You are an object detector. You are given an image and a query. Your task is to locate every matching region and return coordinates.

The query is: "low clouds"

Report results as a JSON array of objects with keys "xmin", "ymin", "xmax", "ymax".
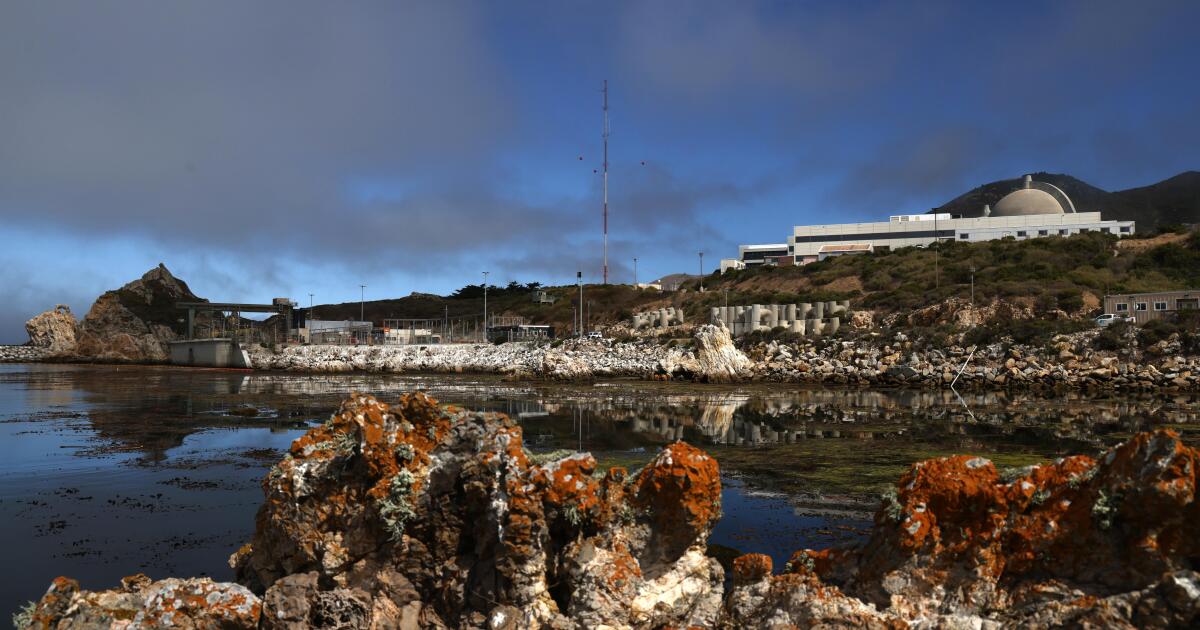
[{"xmin": 0, "ymin": 1, "xmax": 513, "ymax": 252}]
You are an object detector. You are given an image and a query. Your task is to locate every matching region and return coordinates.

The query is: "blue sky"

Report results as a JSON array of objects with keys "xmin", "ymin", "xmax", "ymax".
[{"xmin": 2, "ymin": 0, "xmax": 1199, "ymax": 342}]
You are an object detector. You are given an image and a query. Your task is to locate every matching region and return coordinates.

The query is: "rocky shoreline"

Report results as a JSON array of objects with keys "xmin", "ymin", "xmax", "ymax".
[
  {"xmin": 21, "ymin": 392, "xmax": 1200, "ymax": 628},
  {"xmin": 11, "ymin": 263, "xmax": 1198, "ymax": 390},
  {"xmin": 6, "ymin": 321, "xmax": 1200, "ymax": 391},
  {"xmin": 252, "ymin": 323, "xmax": 1200, "ymax": 391}
]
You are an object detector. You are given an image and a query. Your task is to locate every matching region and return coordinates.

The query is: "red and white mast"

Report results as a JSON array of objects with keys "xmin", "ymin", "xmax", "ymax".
[{"xmin": 602, "ymin": 79, "xmax": 609, "ymax": 285}]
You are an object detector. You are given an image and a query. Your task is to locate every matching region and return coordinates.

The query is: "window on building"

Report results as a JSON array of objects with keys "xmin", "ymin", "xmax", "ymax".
[
  {"xmin": 1059, "ymin": 229, "xmax": 1069, "ymax": 235},
  {"xmin": 1154, "ymin": 302, "xmax": 1168, "ymax": 311},
  {"xmin": 1120, "ymin": 226, "xmax": 1131, "ymax": 233},
  {"xmin": 1101, "ymin": 227, "xmax": 1111, "ymax": 233},
  {"xmin": 1016, "ymin": 230, "xmax": 1027, "ymax": 237},
  {"xmin": 1135, "ymin": 302, "xmax": 1147, "ymax": 311},
  {"xmin": 959, "ymin": 233, "xmax": 969, "ymax": 240},
  {"xmin": 1038, "ymin": 230, "xmax": 1048, "ymax": 236},
  {"xmin": 1115, "ymin": 303, "xmax": 1129, "ymax": 312}
]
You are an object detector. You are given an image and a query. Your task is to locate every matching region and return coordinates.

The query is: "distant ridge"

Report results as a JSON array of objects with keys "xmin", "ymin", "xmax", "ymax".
[{"xmin": 931, "ymin": 171, "xmax": 1200, "ymax": 229}]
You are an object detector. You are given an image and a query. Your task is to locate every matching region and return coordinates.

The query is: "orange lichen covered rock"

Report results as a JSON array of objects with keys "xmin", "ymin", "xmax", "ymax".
[
  {"xmin": 732, "ymin": 553, "xmax": 773, "ymax": 585},
  {"xmin": 633, "ymin": 441, "xmax": 722, "ymax": 556},
  {"xmin": 26, "ymin": 576, "xmax": 261, "ymax": 629},
  {"xmin": 29, "ymin": 392, "xmax": 729, "ymax": 629},
  {"xmin": 725, "ymin": 429, "xmax": 1200, "ymax": 628}
]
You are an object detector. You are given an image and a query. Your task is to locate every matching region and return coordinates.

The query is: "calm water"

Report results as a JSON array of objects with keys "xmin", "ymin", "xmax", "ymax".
[{"xmin": 2, "ymin": 363, "xmax": 1198, "ymax": 617}]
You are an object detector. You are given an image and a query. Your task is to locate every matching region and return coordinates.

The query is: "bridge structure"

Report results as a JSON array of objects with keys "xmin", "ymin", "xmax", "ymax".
[{"xmin": 176, "ymin": 299, "xmax": 295, "ymax": 343}]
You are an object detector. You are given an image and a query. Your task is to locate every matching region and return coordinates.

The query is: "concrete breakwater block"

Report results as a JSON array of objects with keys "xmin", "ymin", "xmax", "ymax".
[{"xmin": 709, "ymin": 301, "xmax": 851, "ymax": 337}]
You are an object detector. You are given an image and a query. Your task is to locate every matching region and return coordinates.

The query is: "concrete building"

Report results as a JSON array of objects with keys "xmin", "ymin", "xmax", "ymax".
[
  {"xmin": 729, "ymin": 175, "xmax": 1135, "ymax": 268},
  {"xmin": 168, "ymin": 338, "xmax": 251, "ymax": 368},
  {"xmin": 1103, "ymin": 290, "xmax": 1200, "ymax": 324},
  {"xmin": 721, "ymin": 243, "xmax": 790, "ymax": 272}
]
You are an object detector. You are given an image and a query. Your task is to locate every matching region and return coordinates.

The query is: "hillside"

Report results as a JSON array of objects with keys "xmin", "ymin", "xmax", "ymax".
[
  {"xmin": 932, "ymin": 171, "xmax": 1200, "ymax": 229},
  {"xmin": 699, "ymin": 230, "xmax": 1200, "ymax": 324},
  {"xmin": 312, "ymin": 230, "xmax": 1200, "ymax": 336}
]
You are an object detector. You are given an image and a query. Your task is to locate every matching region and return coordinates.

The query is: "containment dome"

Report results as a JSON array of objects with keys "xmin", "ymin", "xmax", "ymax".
[{"xmin": 992, "ymin": 188, "xmax": 1065, "ymax": 217}]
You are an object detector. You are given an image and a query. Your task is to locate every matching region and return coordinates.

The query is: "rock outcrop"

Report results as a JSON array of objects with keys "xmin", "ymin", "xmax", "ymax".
[
  {"xmin": 24, "ymin": 305, "xmax": 77, "ymax": 354},
  {"xmin": 72, "ymin": 264, "xmax": 203, "ymax": 363},
  {"xmin": 726, "ymin": 429, "xmax": 1200, "ymax": 628},
  {"xmin": 25, "ymin": 392, "xmax": 724, "ymax": 629},
  {"xmin": 24, "ymin": 396, "xmax": 1200, "ymax": 628},
  {"xmin": 24, "ymin": 575, "xmax": 260, "ymax": 629},
  {"xmin": 690, "ymin": 324, "xmax": 752, "ymax": 382}
]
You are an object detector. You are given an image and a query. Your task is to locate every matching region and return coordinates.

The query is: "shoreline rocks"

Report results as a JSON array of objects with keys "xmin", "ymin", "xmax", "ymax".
[
  {"xmin": 243, "ymin": 324, "xmax": 1200, "ymax": 391},
  {"xmin": 24, "ymin": 305, "xmax": 77, "ymax": 355},
  {"xmin": 25, "ymin": 393, "xmax": 1200, "ymax": 628}
]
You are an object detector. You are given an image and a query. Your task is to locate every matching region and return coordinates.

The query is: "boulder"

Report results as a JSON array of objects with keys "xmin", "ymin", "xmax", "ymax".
[
  {"xmin": 692, "ymin": 325, "xmax": 752, "ymax": 382},
  {"xmin": 232, "ymin": 392, "xmax": 724, "ymax": 628},
  {"xmin": 24, "ymin": 575, "xmax": 261, "ymax": 629},
  {"xmin": 24, "ymin": 305, "xmax": 77, "ymax": 354},
  {"xmin": 848, "ymin": 310, "xmax": 874, "ymax": 330}
]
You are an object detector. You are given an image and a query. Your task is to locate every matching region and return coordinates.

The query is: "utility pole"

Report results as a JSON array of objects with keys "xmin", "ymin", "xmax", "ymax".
[
  {"xmin": 577, "ymin": 271, "xmax": 584, "ymax": 337},
  {"xmin": 359, "ymin": 285, "xmax": 366, "ymax": 345},
  {"xmin": 308, "ymin": 293, "xmax": 314, "ymax": 343},
  {"xmin": 633, "ymin": 257, "xmax": 638, "ymax": 288},
  {"xmin": 482, "ymin": 271, "xmax": 489, "ymax": 343},
  {"xmin": 602, "ymin": 80, "xmax": 609, "ymax": 285},
  {"xmin": 698, "ymin": 251, "xmax": 704, "ymax": 292}
]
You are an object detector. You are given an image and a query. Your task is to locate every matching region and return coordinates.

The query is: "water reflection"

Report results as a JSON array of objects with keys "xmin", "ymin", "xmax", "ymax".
[
  {"xmin": 4, "ymin": 365, "xmax": 1198, "ymax": 463},
  {"xmin": 2, "ymin": 363, "xmax": 1199, "ymax": 618}
]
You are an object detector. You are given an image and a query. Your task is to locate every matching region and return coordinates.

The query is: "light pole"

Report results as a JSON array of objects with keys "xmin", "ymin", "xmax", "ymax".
[
  {"xmin": 698, "ymin": 251, "xmax": 704, "ymax": 292},
  {"xmin": 577, "ymin": 271, "xmax": 584, "ymax": 337},
  {"xmin": 482, "ymin": 271, "xmax": 489, "ymax": 342},
  {"xmin": 359, "ymin": 284, "xmax": 366, "ymax": 345}
]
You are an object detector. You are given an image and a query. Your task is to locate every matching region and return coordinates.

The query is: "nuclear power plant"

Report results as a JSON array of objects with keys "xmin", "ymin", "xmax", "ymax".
[{"xmin": 722, "ymin": 175, "xmax": 1136, "ymax": 271}]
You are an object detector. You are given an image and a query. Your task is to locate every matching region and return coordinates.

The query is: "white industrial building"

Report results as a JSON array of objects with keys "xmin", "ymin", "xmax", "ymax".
[{"xmin": 722, "ymin": 175, "xmax": 1135, "ymax": 270}]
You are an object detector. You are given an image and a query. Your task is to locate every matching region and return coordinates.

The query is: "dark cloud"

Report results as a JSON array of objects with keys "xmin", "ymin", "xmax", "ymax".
[
  {"xmin": 1, "ymin": 1, "xmax": 1199, "ymax": 343},
  {"xmin": 829, "ymin": 127, "xmax": 1003, "ymax": 215},
  {"xmin": 0, "ymin": 1, "xmax": 512, "ymax": 250}
]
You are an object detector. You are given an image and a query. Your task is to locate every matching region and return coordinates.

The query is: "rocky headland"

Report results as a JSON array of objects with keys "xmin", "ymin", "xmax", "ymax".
[
  {"xmin": 21, "ymin": 392, "xmax": 1199, "ymax": 628},
  {"xmin": 11, "ymin": 264, "xmax": 202, "ymax": 365}
]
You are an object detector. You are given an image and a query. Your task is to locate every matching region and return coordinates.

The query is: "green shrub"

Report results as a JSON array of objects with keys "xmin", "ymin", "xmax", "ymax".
[
  {"xmin": 1140, "ymin": 318, "xmax": 1179, "ymax": 345},
  {"xmin": 1056, "ymin": 290, "xmax": 1084, "ymax": 313},
  {"xmin": 1094, "ymin": 322, "xmax": 1130, "ymax": 351}
]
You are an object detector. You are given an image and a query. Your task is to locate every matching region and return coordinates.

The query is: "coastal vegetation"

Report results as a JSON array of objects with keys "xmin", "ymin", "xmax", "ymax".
[{"xmin": 318, "ymin": 227, "xmax": 1200, "ymax": 339}]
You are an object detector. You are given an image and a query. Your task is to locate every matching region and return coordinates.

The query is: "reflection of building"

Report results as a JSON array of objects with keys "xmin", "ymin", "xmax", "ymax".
[
  {"xmin": 727, "ymin": 175, "xmax": 1136, "ymax": 268},
  {"xmin": 1104, "ymin": 290, "xmax": 1200, "ymax": 324}
]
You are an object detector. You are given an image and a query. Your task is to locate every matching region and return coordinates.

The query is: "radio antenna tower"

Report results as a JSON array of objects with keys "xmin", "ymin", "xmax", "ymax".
[{"xmin": 602, "ymin": 79, "xmax": 609, "ymax": 285}]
